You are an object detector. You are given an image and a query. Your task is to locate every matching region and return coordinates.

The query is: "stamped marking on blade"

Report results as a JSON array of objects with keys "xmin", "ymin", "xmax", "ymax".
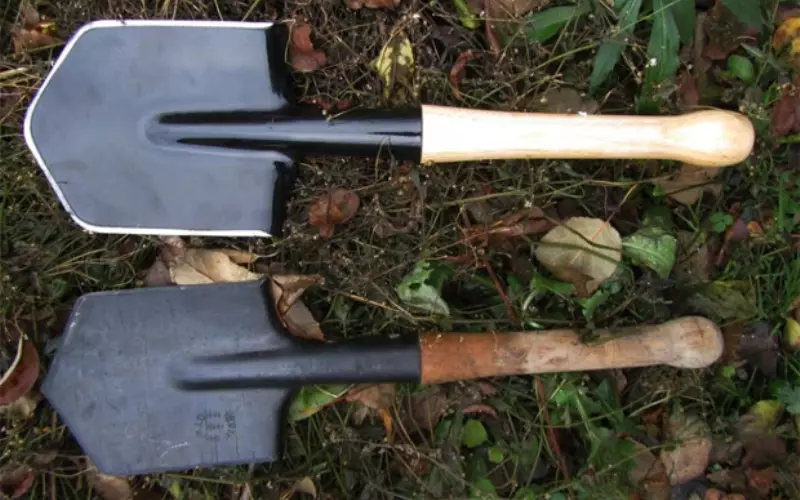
[{"xmin": 195, "ymin": 409, "xmax": 237, "ymax": 442}]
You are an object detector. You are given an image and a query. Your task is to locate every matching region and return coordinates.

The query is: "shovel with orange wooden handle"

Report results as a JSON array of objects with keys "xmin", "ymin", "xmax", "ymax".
[{"xmin": 42, "ymin": 280, "xmax": 724, "ymax": 476}]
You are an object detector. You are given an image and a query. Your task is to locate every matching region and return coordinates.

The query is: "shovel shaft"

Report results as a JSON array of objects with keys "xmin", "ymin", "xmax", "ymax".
[
  {"xmin": 418, "ymin": 316, "xmax": 723, "ymax": 384},
  {"xmin": 419, "ymin": 105, "xmax": 754, "ymax": 167}
]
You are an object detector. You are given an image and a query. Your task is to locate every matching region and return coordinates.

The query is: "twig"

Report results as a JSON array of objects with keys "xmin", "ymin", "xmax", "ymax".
[
  {"xmin": 484, "ymin": 260, "xmax": 518, "ymax": 327},
  {"xmin": 535, "ymin": 376, "xmax": 571, "ymax": 485}
]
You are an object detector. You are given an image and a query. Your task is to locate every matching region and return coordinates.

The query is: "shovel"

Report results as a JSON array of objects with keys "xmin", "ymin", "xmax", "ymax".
[
  {"xmin": 24, "ymin": 20, "xmax": 755, "ymax": 238},
  {"xmin": 42, "ymin": 279, "xmax": 724, "ymax": 476}
]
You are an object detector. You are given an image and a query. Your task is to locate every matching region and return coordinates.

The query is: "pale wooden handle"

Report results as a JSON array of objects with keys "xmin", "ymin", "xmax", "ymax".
[
  {"xmin": 420, "ymin": 105, "xmax": 754, "ymax": 168},
  {"xmin": 419, "ymin": 316, "xmax": 723, "ymax": 384}
]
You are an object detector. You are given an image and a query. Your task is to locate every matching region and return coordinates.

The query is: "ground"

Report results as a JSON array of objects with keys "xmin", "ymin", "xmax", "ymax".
[{"xmin": 2, "ymin": 0, "xmax": 800, "ymax": 499}]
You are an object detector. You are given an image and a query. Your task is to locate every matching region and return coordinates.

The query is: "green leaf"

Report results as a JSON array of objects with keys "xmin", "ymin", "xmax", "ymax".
[
  {"xmin": 453, "ymin": 0, "xmax": 479, "ymax": 29},
  {"xmin": 669, "ymin": 0, "xmax": 695, "ymax": 43},
  {"xmin": 525, "ymin": 4, "xmax": 590, "ymax": 44},
  {"xmin": 462, "ymin": 419, "xmax": 489, "ymax": 448},
  {"xmin": 588, "ymin": 0, "xmax": 643, "ymax": 94},
  {"xmin": 529, "ymin": 271, "xmax": 575, "ymax": 297},
  {"xmin": 288, "ymin": 384, "xmax": 349, "ymax": 421},
  {"xmin": 727, "ymin": 54, "xmax": 755, "ymax": 83},
  {"xmin": 469, "ymin": 477, "xmax": 497, "ymax": 498},
  {"xmin": 395, "ymin": 260, "xmax": 453, "ymax": 316},
  {"xmin": 487, "ymin": 445, "xmax": 505, "ymax": 464},
  {"xmin": 645, "ymin": 0, "xmax": 681, "ymax": 85},
  {"xmin": 688, "ymin": 281, "xmax": 758, "ymax": 323},
  {"xmin": 720, "ymin": 0, "xmax": 762, "ymax": 29},
  {"xmin": 577, "ymin": 289, "xmax": 610, "ymax": 320},
  {"xmin": 774, "ymin": 383, "xmax": 800, "ymax": 414},
  {"xmin": 512, "ymin": 488, "xmax": 537, "ymax": 500},
  {"xmin": 622, "ymin": 226, "xmax": 677, "ymax": 278}
]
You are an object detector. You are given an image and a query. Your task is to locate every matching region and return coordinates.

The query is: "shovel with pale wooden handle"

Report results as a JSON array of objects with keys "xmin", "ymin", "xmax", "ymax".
[
  {"xmin": 42, "ymin": 280, "xmax": 724, "ymax": 476},
  {"xmin": 24, "ymin": 20, "xmax": 754, "ymax": 238}
]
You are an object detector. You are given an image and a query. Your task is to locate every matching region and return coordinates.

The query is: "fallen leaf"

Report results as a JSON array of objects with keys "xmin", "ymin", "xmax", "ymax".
[
  {"xmin": 687, "ymin": 281, "xmax": 758, "ymax": 324},
  {"xmin": 309, "ymin": 188, "xmax": 360, "ymax": 238},
  {"xmin": 786, "ymin": 317, "xmax": 800, "ymax": 352},
  {"xmin": 0, "ymin": 338, "xmax": 40, "ymax": 406},
  {"xmin": 467, "ymin": 205, "xmax": 554, "ymax": 248},
  {"xmin": 0, "ymin": 464, "xmax": 34, "ymax": 499},
  {"xmin": 402, "ymin": 386, "xmax": 449, "ymax": 431},
  {"xmin": 348, "ymin": 0, "xmax": 401, "ymax": 8},
  {"xmin": 675, "ymin": 231, "xmax": 711, "ymax": 281},
  {"xmin": 169, "ymin": 248, "xmax": 263, "ymax": 285},
  {"xmin": 659, "ymin": 409, "xmax": 712, "ymax": 485},
  {"xmin": 622, "ymin": 226, "xmax": 677, "ymax": 279},
  {"xmin": 736, "ymin": 321, "xmax": 780, "ymax": 377},
  {"xmin": 11, "ymin": 3, "xmax": 57, "ymax": 54},
  {"xmin": 745, "ymin": 467, "xmax": 775, "ymax": 496},
  {"xmin": 715, "ymin": 217, "xmax": 750, "ymax": 267},
  {"xmin": 737, "ymin": 400, "xmax": 788, "ymax": 468},
  {"xmin": 534, "ymin": 217, "xmax": 622, "ymax": 296},
  {"xmin": 703, "ymin": 1, "xmax": 759, "ymax": 61},
  {"xmin": 709, "ymin": 438, "xmax": 743, "ymax": 465},
  {"xmin": 449, "ymin": 49, "xmax": 480, "ymax": 100},
  {"xmin": 288, "ymin": 384, "xmax": 349, "ymax": 421},
  {"xmin": 770, "ymin": 87, "xmax": 799, "ymax": 138},
  {"xmin": 0, "ymin": 391, "xmax": 41, "ymax": 420},
  {"xmin": 289, "ymin": 21, "xmax": 326, "ymax": 72},
  {"xmin": 462, "ymin": 403, "xmax": 498, "ymax": 419},
  {"xmin": 280, "ymin": 476, "xmax": 317, "ymax": 500},
  {"xmin": 773, "ymin": 15, "xmax": 800, "ymax": 69},
  {"xmin": 269, "ymin": 274, "xmax": 325, "ymax": 341},
  {"xmin": 373, "ymin": 30, "xmax": 415, "ymax": 99},
  {"xmin": 677, "ymin": 71, "xmax": 700, "ymax": 110},
  {"xmin": 346, "ymin": 384, "xmax": 396, "ymax": 411},
  {"xmin": 628, "ymin": 440, "xmax": 670, "ymax": 500},
  {"xmin": 655, "ymin": 164, "xmax": 722, "ymax": 205},
  {"xmin": 395, "ymin": 260, "xmax": 453, "ymax": 316},
  {"xmin": 706, "ymin": 468, "xmax": 747, "ymax": 492},
  {"xmin": 86, "ymin": 462, "xmax": 133, "ymax": 500},
  {"xmin": 142, "ymin": 259, "xmax": 172, "ymax": 287}
]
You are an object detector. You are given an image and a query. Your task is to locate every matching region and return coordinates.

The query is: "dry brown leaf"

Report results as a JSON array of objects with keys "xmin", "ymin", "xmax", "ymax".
[
  {"xmin": 0, "ymin": 391, "xmax": 41, "ymax": 420},
  {"xmin": 627, "ymin": 440, "xmax": 670, "ymax": 500},
  {"xmin": 655, "ymin": 164, "xmax": 722, "ymax": 205},
  {"xmin": 0, "ymin": 338, "xmax": 40, "ymax": 406},
  {"xmin": 0, "ymin": 464, "xmax": 34, "ymax": 499},
  {"xmin": 449, "ymin": 49, "xmax": 480, "ymax": 100},
  {"xmin": 534, "ymin": 217, "xmax": 621, "ymax": 296},
  {"xmin": 745, "ymin": 467, "xmax": 775, "ymax": 496},
  {"xmin": 346, "ymin": 383, "xmax": 396, "ymax": 410},
  {"xmin": 142, "ymin": 259, "xmax": 172, "ymax": 287},
  {"xmin": 659, "ymin": 410, "xmax": 712, "ymax": 485},
  {"xmin": 770, "ymin": 87, "xmax": 799, "ymax": 138},
  {"xmin": 467, "ymin": 205, "xmax": 554, "ymax": 248},
  {"xmin": 309, "ymin": 188, "xmax": 360, "ymax": 238},
  {"xmin": 773, "ymin": 16, "xmax": 800, "ymax": 70},
  {"xmin": 348, "ymin": 0, "xmax": 401, "ymax": 9},
  {"xmin": 289, "ymin": 22, "xmax": 326, "ymax": 72},
  {"xmin": 269, "ymin": 274, "xmax": 325, "ymax": 341},
  {"xmin": 218, "ymin": 249, "xmax": 260, "ymax": 265},
  {"xmin": 280, "ymin": 476, "xmax": 317, "ymax": 500},
  {"xmin": 87, "ymin": 467, "xmax": 133, "ymax": 500},
  {"xmin": 169, "ymin": 248, "xmax": 263, "ymax": 285},
  {"xmin": 402, "ymin": 386, "xmax": 449, "ymax": 431}
]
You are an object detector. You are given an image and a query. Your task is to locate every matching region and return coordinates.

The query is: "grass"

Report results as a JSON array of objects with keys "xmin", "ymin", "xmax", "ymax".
[{"xmin": 2, "ymin": 0, "xmax": 800, "ymax": 498}]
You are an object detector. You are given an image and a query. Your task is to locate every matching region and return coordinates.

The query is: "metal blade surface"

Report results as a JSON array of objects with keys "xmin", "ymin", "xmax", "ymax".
[
  {"xmin": 42, "ymin": 280, "xmax": 295, "ymax": 475},
  {"xmin": 24, "ymin": 20, "xmax": 296, "ymax": 236}
]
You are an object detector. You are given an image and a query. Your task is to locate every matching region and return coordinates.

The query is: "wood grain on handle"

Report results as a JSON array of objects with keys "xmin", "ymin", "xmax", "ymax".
[
  {"xmin": 419, "ymin": 105, "xmax": 754, "ymax": 168},
  {"xmin": 419, "ymin": 316, "xmax": 723, "ymax": 384}
]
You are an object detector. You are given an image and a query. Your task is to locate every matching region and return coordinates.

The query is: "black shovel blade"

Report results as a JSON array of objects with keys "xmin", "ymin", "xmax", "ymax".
[
  {"xmin": 42, "ymin": 280, "xmax": 295, "ymax": 475},
  {"xmin": 24, "ymin": 20, "xmax": 296, "ymax": 237},
  {"xmin": 42, "ymin": 280, "xmax": 421, "ymax": 475}
]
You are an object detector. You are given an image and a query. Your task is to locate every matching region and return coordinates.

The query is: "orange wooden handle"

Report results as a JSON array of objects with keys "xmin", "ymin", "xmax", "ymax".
[
  {"xmin": 419, "ymin": 105, "xmax": 754, "ymax": 168},
  {"xmin": 419, "ymin": 317, "xmax": 723, "ymax": 384}
]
